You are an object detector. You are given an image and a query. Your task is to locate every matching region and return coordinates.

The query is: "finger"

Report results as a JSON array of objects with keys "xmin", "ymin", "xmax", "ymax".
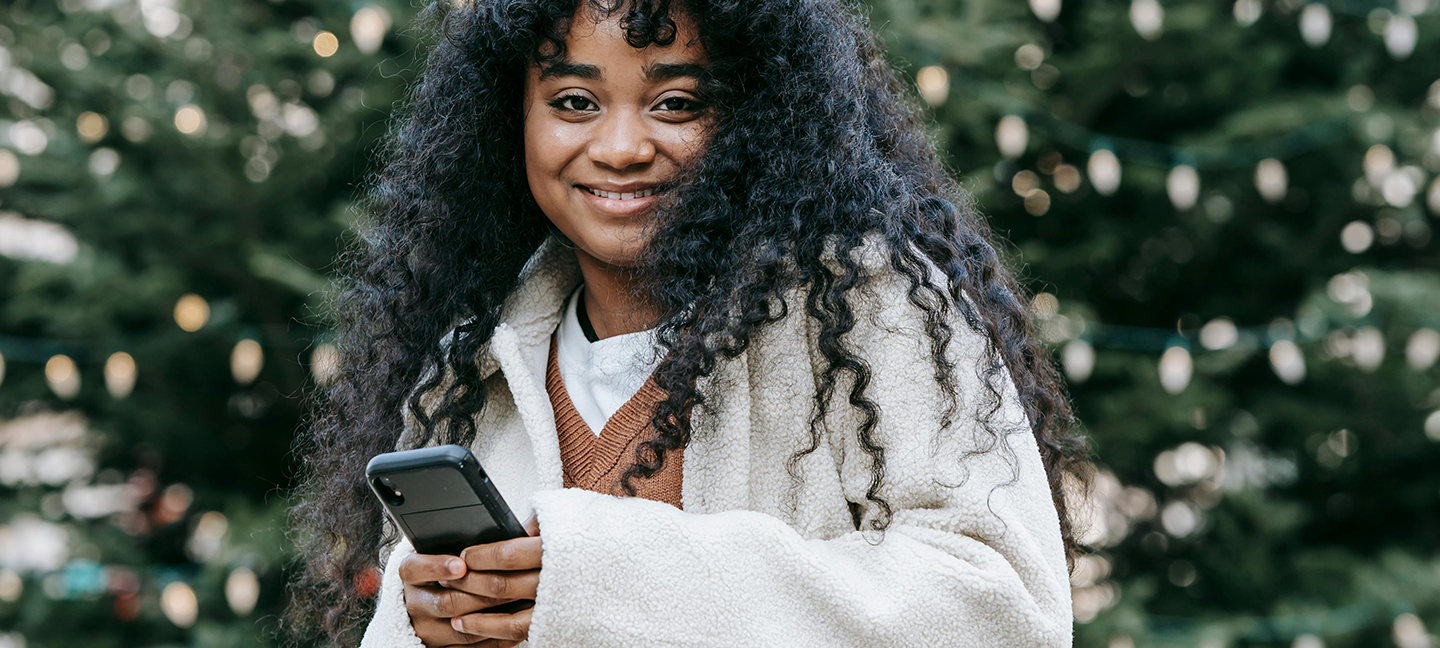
[
  {"xmin": 460, "ymin": 537, "xmax": 543, "ymax": 571},
  {"xmin": 439, "ymin": 569, "xmax": 539, "ymax": 601},
  {"xmin": 412, "ymin": 615, "xmax": 486, "ymax": 647},
  {"xmin": 399, "ymin": 552, "xmax": 468, "ymax": 585},
  {"xmin": 405, "ymin": 584, "xmax": 516, "ymax": 618},
  {"xmin": 451, "ymin": 607, "xmax": 533, "ymax": 642},
  {"xmin": 523, "ymin": 513, "xmax": 540, "ymax": 537}
]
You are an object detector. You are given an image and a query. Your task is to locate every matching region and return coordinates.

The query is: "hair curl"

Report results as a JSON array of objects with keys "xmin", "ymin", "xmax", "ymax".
[{"xmin": 286, "ymin": 0, "xmax": 1090, "ymax": 644}]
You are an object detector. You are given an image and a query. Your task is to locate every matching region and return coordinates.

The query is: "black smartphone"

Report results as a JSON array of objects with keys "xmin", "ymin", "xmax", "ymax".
[{"xmin": 367, "ymin": 444, "xmax": 534, "ymax": 614}]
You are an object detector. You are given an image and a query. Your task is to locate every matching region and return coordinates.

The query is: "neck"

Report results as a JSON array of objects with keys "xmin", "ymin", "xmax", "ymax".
[{"xmin": 573, "ymin": 250, "xmax": 661, "ymax": 340}]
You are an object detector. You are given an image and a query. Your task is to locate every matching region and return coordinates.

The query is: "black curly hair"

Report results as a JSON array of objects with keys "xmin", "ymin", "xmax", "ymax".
[{"xmin": 286, "ymin": 0, "xmax": 1090, "ymax": 644}]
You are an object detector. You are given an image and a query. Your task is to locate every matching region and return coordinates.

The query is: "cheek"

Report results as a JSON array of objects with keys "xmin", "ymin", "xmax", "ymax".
[{"xmin": 658, "ymin": 121, "xmax": 711, "ymax": 166}]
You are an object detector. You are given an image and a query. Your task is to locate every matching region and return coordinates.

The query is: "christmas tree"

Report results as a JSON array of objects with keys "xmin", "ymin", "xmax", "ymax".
[
  {"xmin": 0, "ymin": 0, "xmax": 416, "ymax": 645},
  {"xmin": 2, "ymin": 0, "xmax": 1438, "ymax": 647}
]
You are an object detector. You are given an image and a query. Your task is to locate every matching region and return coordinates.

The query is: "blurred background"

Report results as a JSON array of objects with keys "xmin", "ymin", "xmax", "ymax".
[{"xmin": 0, "ymin": 0, "xmax": 1438, "ymax": 646}]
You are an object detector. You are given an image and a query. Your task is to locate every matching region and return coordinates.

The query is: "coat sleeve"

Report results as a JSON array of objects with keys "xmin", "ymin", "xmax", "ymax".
[
  {"xmin": 359, "ymin": 538, "xmax": 425, "ymax": 648},
  {"xmin": 522, "ymin": 263, "xmax": 1074, "ymax": 647}
]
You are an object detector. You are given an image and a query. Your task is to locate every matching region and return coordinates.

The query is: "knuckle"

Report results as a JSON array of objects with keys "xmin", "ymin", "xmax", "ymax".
[
  {"xmin": 487, "ymin": 573, "xmax": 510, "ymax": 598},
  {"xmin": 436, "ymin": 589, "xmax": 462, "ymax": 617}
]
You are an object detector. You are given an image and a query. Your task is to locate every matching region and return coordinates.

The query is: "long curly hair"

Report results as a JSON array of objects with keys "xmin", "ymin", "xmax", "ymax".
[{"xmin": 286, "ymin": 0, "xmax": 1090, "ymax": 644}]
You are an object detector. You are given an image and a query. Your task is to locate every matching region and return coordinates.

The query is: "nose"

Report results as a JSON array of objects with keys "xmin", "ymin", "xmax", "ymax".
[{"xmin": 587, "ymin": 109, "xmax": 656, "ymax": 171}]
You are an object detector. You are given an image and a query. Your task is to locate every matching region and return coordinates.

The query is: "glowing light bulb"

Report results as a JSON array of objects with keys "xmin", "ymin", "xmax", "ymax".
[
  {"xmin": 1130, "ymin": 0, "xmax": 1164, "ymax": 40},
  {"xmin": 0, "ymin": 149, "xmax": 18, "ymax": 187},
  {"xmin": 1269, "ymin": 339, "xmax": 1306, "ymax": 385},
  {"xmin": 104, "ymin": 352, "xmax": 137, "ymax": 398},
  {"xmin": 1199, "ymin": 317, "xmax": 1238, "ymax": 350},
  {"xmin": 1352, "ymin": 326, "xmax": 1385, "ymax": 372},
  {"xmin": 1255, "ymin": 158, "xmax": 1287, "ymax": 203},
  {"xmin": 351, "ymin": 6, "xmax": 391, "ymax": 55},
  {"xmin": 1063, "ymin": 340, "xmax": 1095, "ymax": 382},
  {"xmin": 1029, "ymin": 0, "xmax": 1062, "ymax": 22},
  {"xmin": 1384, "ymin": 15, "xmax": 1417, "ymax": 60},
  {"xmin": 1158, "ymin": 346, "xmax": 1192, "ymax": 394},
  {"xmin": 1166, "ymin": 165, "xmax": 1199, "ymax": 211},
  {"xmin": 311, "ymin": 343, "xmax": 340, "ymax": 383},
  {"xmin": 1233, "ymin": 0, "xmax": 1262, "ymax": 26},
  {"xmin": 1299, "ymin": 4, "xmax": 1332, "ymax": 47},
  {"xmin": 173, "ymin": 104, "xmax": 206, "ymax": 136},
  {"xmin": 1340, "ymin": 221, "xmax": 1374, "ymax": 254},
  {"xmin": 313, "ymin": 30, "xmax": 340, "ymax": 57},
  {"xmin": 174, "ymin": 294, "xmax": 210, "ymax": 332},
  {"xmin": 1406, "ymin": 328, "xmax": 1439, "ymax": 371},
  {"xmin": 77, "ymin": 111, "xmax": 109, "ymax": 143},
  {"xmin": 161, "ymin": 581, "xmax": 198, "ymax": 628},
  {"xmin": 1088, "ymin": 149, "xmax": 1121, "ymax": 196},
  {"xmin": 46, "ymin": 354, "xmax": 80, "ymax": 399},
  {"xmin": 996, "ymin": 115, "xmax": 1028, "ymax": 159},
  {"xmin": 226, "ymin": 567, "xmax": 260, "ymax": 616},
  {"xmin": 231, "ymin": 339, "xmax": 264, "ymax": 384},
  {"xmin": 916, "ymin": 66, "xmax": 950, "ymax": 107}
]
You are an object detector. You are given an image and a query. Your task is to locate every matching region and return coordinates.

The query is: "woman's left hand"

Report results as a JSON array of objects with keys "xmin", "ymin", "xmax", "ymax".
[{"xmin": 440, "ymin": 514, "xmax": 543, "ymax": 645}]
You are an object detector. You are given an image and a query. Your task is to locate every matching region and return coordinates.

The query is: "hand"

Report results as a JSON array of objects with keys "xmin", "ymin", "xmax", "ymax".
[{"xmin": 401, "ymin": 515, "xmax": 543, "ymax": 647}]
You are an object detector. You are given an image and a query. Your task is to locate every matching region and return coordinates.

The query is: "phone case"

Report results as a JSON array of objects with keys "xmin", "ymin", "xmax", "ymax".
[{"xmin": 365, "ymin": 444, "xmax": 528, "ymax": 556}]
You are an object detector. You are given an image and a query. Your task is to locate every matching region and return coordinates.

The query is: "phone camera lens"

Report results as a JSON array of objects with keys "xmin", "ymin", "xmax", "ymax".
[{"xmin": 373, "ymin": 477, "xmax": 405, "ymax": 506}]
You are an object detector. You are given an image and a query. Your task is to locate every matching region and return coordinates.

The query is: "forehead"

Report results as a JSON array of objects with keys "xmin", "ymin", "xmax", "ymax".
[{"xmin": 545, "ymin": 6, "xmax": 707, "ymax": 72}]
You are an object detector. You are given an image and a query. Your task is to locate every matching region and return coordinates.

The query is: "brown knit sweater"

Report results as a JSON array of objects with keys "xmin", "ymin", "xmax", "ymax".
[{"xmin": 545, "ymin": 334, "xmax": 684, "ymax": 509}]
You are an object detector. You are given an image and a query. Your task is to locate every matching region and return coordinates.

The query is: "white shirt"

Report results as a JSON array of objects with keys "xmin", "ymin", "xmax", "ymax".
[{"xmin": 553, "ymin": 285, "xmax": 664, "ymax": 435}]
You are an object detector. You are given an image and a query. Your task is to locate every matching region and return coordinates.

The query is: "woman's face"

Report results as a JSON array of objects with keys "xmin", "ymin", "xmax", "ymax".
[{"xmin": 523, "ymin": 9, "xmax": 710, "ymax": 269}]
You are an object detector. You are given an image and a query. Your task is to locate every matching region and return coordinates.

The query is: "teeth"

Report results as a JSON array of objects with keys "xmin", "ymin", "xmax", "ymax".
[{"xmin": 586, "ymin": 187, "xmax": 655, "ymax": 200}]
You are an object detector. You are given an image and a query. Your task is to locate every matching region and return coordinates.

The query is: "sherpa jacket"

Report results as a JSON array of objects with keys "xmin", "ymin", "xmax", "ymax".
[{"xmin": 360, "ymin": 234, "xmax": 1074, "ymax": 647}]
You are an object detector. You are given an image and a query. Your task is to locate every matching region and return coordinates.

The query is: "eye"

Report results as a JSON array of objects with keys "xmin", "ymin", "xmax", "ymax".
[
  {"xmin": 548, "ymin": 94, "xmax": 596, "ymax": 112},
  {"xmin": 655, "ymin": 96, "xmax": 703, "ymax": 113}
]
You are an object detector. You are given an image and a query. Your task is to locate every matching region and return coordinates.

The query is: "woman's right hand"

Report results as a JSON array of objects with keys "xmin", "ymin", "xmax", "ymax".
[{"xmin": 399, "ymin": 552, "xmax": 524, "ymax": 648}]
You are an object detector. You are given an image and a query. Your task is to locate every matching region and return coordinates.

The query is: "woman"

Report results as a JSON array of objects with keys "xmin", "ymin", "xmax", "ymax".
[{"xmin": 289, "ymin": 0, "xmax": 1089, "ymax": 646}]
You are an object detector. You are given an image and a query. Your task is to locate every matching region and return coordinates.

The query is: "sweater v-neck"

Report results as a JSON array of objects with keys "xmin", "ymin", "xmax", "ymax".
[{"xmin": 545, "ymin": 334, "xmax": 682, "ymax": 503}]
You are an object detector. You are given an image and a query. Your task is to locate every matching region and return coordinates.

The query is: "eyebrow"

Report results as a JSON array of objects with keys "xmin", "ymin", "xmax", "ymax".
[{"xmin": 537, "ymin": 60, "xmax": 705, "ymax": 83}]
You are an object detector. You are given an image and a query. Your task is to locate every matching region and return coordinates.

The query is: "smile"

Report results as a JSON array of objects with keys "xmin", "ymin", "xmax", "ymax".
[{"xmin": 582, "ymin": 186, "xmax": 656, "ymax": 200}]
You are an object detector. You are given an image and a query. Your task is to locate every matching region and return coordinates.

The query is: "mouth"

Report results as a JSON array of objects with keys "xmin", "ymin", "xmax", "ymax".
[
  {"xmin": 579, "ymin": 186, "xmax": 658, "ymax": 200},
  {"xmin": 576, "ymin": 184, "xmax": 663, "ymax": 217}
]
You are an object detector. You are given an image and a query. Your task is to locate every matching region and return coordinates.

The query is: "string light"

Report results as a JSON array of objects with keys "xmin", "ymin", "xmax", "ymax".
[
  {"xmin": 1428, "ymin": 177, "xmax": 1440, "ymax": 214},
  {"xmin": 76, "ymin": 112, "xmax": 108, "ymax": 143},
  {"xmin": 350, "ymin": 6, "xmax": 391, "ymax": 55},
  {"xmin": 160, "ymin": 581, "xmax": 198, "ymax": 628},
  {"xmin": 1293, "ymin": 634, "xmax": 1324, "ymax": 648},
  {"xmin": 1340, "ymin": 221, "xmax": 1374, "ymax": 254},
  {"xmin": 1088, "ymin": 148, "xmax": 1121, "ymax": 196},
  {"xmin": 1407, "ymin": 328, "xmax": 1439, "ymax": 371},
  {"xmin": 1130, "ymin": 0, "xmax": 1164, "ymax": 41},
  {"xmin": 996, "ymin": 115, "xmax": 1029, "ymax": 159},
  {"xmin": 1299, "ymin": 4, "xmax": 1332, "ymax": 48},
  {"xmin": 1254, "ymin": 158, "xmax": 1288, "ymax": 203},
  {"xmin": 1426, "ymin": 410, "xmax": 1440, "ymax": 441},
  {"xmin": 173, "ymin": 104, "xmax": 206, "ymax": 136},
  {"xmin": 1158, "ymin": 345, "xmax": 1192, "ymax": 394},
  {"xmin": 1199, "ymin": 317, "xmax": 1238, "ymax": 351},
  {"xmin": 0, "ymin": 149, "xmax": 18, "ymax": 187},
  {"xmin": 1269, "ymin": 339, "xmax": 1306, "ymax": 385},
  {"xmin": 225, "ymin": 567, "xmax": 260, "ymax": 616},
  {"xmin": 1166, "ymin": 165, "xmax": 1200, "ymax": 211},
  {"xmin": 1233, "ymin": 0, "xmax": 1262, "ymax": 26},
  {"xmin": 46, "ymin": 355, "xmax": 81, "ymax": 399},
  {"xmin": 915, "ymin": 66, "xmax": 950, "ymax": 107},
  {"xmin": 1351, "ymin": 326, "xmax": 1385, "ymax": 372},
  {"xmin": 1383, "ymin": 14, "xmax": 1417, "ymax": 60},
  {"xmin": 104, "ymin": 352, "xmax": 137, "ymax": 398},
  {"xmin": 230, "ymin": 339, "xmax": 264, "ymax": 384},
  {"xmin": 1392, "ymin": 613, "xmax": 1428, "ymax": 648},
  {"xmin": 1029, "ymin": 0, "xmax": 1061, "ymax": 23},
  {"xmin": 173, "ymin": 294, "xmax": 210, "ymax": 332},
  {"xmin": 312, "ymin": 31, "xmax": 339, "ymax": 57},
  {"xmin": 1063, "ymin": 339, "xmax": 1096, "ymax": 382}
]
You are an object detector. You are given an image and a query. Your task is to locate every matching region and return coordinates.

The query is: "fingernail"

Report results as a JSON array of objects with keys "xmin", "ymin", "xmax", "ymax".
[
  {"xmin": 451, "ymin": 618, "xmax": 463, "ymax": 631},
  {"xmin": 447, "ymin": 558, "xmax": 464, "ymax": 575}
]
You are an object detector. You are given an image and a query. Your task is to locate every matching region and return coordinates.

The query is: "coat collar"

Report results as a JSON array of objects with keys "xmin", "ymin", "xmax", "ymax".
[{"xmin": 471, "ymin": 234, "xmax": 753, "ymax": 512}]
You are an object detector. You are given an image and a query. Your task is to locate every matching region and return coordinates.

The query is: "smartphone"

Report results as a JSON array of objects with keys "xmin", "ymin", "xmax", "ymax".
[
  {"xmin": 367, "ymin": 444, "xmax": 534, "ymax": 614},
  {"xmin": 367, "ymin": 444, "xmax": 527, "ymax": 553}
]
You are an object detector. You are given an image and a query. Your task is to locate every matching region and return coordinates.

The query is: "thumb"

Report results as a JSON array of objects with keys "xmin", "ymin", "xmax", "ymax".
[{"xmin": 523, "ymin": 513, "xmax": 540, "ymax": 537}]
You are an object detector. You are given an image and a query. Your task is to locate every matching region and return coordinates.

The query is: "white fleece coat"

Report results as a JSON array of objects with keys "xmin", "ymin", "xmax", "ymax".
[{"xmin": 360, "ymin": 234, "xmax": 1073, "ymax": 647}]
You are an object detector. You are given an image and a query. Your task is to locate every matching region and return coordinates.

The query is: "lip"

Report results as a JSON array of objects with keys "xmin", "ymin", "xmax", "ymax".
[{"xmin": 576, "ymin": 184, "xmax": 661, "ymax": 218}]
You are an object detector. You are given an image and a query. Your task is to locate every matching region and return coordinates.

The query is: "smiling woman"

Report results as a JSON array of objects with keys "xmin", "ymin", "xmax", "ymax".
[{"xmin": 288, "ymin": 1, "xmax": 1089, "ymax": 647}]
